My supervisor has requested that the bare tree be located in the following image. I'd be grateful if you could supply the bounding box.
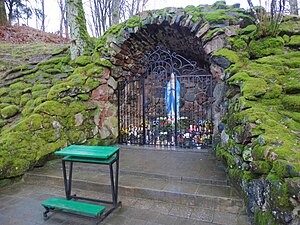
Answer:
[0,0,8,25]
[67,0,90,59]
[87,0,148,37]
[111,0,120,25]
[33,0,46,31]
[4,0,32,25]
[288,0,299,14]
[57,0,69,38]
[247,0,260,24]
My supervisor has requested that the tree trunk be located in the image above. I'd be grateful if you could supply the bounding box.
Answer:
[289,0,299,15]
[112,0,121,25]
[65,0,69,39]
[67,0,90,60]
[247,0,260,24]
[0,0,8,26]
[41,0,45,31]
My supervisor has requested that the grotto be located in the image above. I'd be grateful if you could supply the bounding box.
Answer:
[0,1,299,224]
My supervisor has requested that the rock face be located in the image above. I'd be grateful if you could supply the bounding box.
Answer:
[0,2,299,224]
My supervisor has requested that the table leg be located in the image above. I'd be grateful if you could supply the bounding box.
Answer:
[115,151,119,205]
[109,163,116,207]
[62,160,73,200]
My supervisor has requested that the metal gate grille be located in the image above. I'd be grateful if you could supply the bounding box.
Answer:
[118,47,214,148]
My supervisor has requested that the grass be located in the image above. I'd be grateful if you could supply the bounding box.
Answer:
[0,42,67,75]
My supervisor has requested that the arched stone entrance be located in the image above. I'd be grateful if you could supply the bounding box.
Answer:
[102,11,230,149]
[118,47,214,148]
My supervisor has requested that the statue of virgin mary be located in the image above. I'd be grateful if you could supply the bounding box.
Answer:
[165,73,180,123]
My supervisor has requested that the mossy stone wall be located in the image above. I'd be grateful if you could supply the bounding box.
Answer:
[0,2,299,224]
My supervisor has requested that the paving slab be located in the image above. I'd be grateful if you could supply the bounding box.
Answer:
[0,183,251,225]
[0,146,253,225]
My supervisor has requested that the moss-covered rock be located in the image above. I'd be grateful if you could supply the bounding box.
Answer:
[1,105,19,119]
[287,35,300,47]
[282,95,300,112]
[74,56,92,66]
[250,160,271,174]
[249,37,285,58]
[0,4,299,224]
[212,48,241,63]
[34,101,68,116]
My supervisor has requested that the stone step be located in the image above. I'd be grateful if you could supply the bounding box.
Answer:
[24,170,245,214]
[0,182,251,225]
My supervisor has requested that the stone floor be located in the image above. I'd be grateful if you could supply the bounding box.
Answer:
[0,145,252,225]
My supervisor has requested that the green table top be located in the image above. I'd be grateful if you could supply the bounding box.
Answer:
[55,145,120,159]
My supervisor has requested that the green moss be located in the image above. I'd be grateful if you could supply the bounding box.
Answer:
[33,96,47,106]
[211,1,229,10]
[182,5,203,23]
[97,137,116,146]
[282,95,300,112]
[249,37,284,58]
[11,114,43,132]
[35,129,58,142]
[21,100,34,116]
[272,160,300,178]
[205,28,223,40]
[241,24,257,34]
[282,34,290,43]
[241,77,267,100]
[1,105,19,119]
[203,10,234,24]
[216,144,235,168]
[95,59,112,68]
[67,74,88,84]
[266,174,293,211]
[68,101,86,114]
[72,64,95,76]
[20,94,31,106]
[279,17,300,35]
[34,101,68,116]
[85,78,101,90]
[35,139,67,161]
[288,35,300,47]
[281,111,300,123]
[250,160,271,174]
[227,71,249,86]
[0,96,20,105]
[38,57,66,66]
[243,171,256,183]
[47,82,77,100]
[224,61,245,75]
[285,177,300,199]
[32,90,48,99]
[231,37,247,51]
[0,87,9,97]
[0,119,8,127]
[31,84,52,92]
[124,16,141,29]
[285,80,300,94]
[87,65,103,77]
[9,82,30,90]
[67,129,86,144]
[243,62,287,83]
[213,48,240,63]
[256,52,300,68]
[77,94,90,101]
[264,84,282,99]
[254,208,279,225]
[74,56,92,66]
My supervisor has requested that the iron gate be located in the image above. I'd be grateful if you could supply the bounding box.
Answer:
[118,47,214,148]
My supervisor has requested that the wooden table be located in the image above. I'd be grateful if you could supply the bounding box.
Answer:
[41,145,121,224]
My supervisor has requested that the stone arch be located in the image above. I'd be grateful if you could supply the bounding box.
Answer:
[95,8,236,142]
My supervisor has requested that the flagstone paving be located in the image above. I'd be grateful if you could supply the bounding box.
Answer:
[0,146,252,225]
